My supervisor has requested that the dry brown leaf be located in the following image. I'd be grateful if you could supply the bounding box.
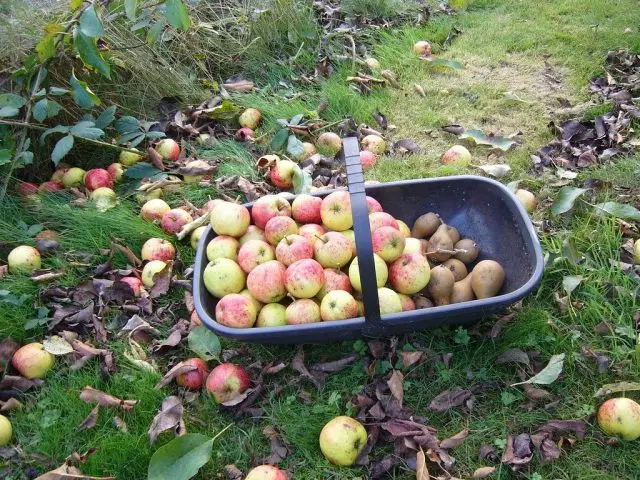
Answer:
[0,397,23,412]
[440,428,469,449]
[401,351,424,368]
[387,370,404,406]
[416,448,429,480]
[79,386,138,411]
[495,349,530,368]
[77,405,100,431]
[154,362,197,389]
[148,395,186,443]
[147,147,166,171]
[310,354,358,373]
[0,337,20,368]
[472,466,496,478]
[35,460,115,480]
[113,416,128,433]
[429,387,473,412]
[263,426,289,465]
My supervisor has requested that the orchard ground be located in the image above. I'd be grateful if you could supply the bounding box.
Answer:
[2,0,640,479]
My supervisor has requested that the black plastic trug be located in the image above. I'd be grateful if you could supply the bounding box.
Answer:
[193,138,544,344]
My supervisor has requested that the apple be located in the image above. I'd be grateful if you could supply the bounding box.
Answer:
[201,199,222,214]
[107,163,125,182]
[389,252,431,294]
[136,189,162,204]
[360,150,377,170]
[0,415,12,447]
[183,160,212,184]
[207,235,240,262]
[597,397,640,441]
[396,220,411,237]
[403,237,422,255]
[51,168,68,182]
[90,187,117,211]
[317,268,352,299]
[378,287,402,314]
[340,229,356,256]
[191,226,207,249]
[156,138,181,161]
[237,239,275,272]
[196,133,213,146]
[15,182,38,196]
[365,57,380,69]
[239,108,262,130]
[119,149,143,166]
[8,245,41,274]
[120,276,143,297]
[369,212,399,232]
[270,159,297,189]
[361,134,386,155]
[442,145,471,165]
[61,167,86,187]
[299,223,325,243]
[210,201,251,237]
[205,363,250,403]
[161,208,193,234]
[320,191,353,231]
[292,142,317,161]
[176,358,208,390]
[292,194,322,224]
[286,299,321,325]
[276,234,313,266]
[140,199,171,221]
[319,416,367,466]
[142,260,168,288]
[398,294,416,311]
[239,289,263,314]
[247,260,287,303]
[635,239,640,263]
[314,231,353,269]
[141,238,176,262]
[203,258,245,298]
[372,226,405,262]
[265,216,298,246]
[234,127,254,142]
[256,303,286,327]
[39,181,64,192]
[215,293,257,328]
[515,189,537,213]
[316,132,342,157]
[413,40,432,56]
[239,225,266,245]
[320,290,359,321]
[366,196,383,214]
[12,343,54,379]
[285,259,325,298]
[349,254,388,291]
[83,168,113,191]
[251,195,292,230]
[245,465,287,480]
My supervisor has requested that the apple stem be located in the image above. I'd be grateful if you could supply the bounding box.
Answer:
[314,234,327,244]
[424,248,468,256]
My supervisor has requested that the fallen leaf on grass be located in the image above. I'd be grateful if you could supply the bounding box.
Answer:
[147,433,213,480]
[155,362,197,389]
[401,351,424,368]
[368,455,400,479]
[429,387,473,412]
[393,139,421,154]
[416,448,429,480]
[148,395,185,443]
[44,336,74,356]
[263,426,289,464]
[0,337,19,369]
[373,108,388,130]
[495,349,530,368]
[551,187,587,215]
[387,370,404,406]
[426,58,463,71]
[79,386,138,411]
[36,466,115,480]
[147,147,166,171]
[150,262,172,298]
[77,405,100,432]
[0,375,43,392]
[511,354,565,386]
[562,275,584,294]
[440,428,469,449]
[461,130,516,151]
[475,164,512,178]
[119,314,160,339]
[292,346,323,388]
[0,398,23,412]
[594,381,640,397]
[581,346,610,373]
[488,313,516,338]
[310,353,358,373]
[224,465,243,480]
[414,84,426,97]
[531,432,561,463]
[522,384,553,402]
[113,416,128,433]
[472,466,496,478]
[594,201,640,221]
[537,419,586,439]
[501,433,533,471]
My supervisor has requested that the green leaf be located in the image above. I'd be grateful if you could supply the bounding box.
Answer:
[551,187,587,215]
[594,381,640,397]
[164,0,190,31]
[289,113,304,126]
[95,105,117,129]
[0,149,12,166]
[79,5,104,37]
[292,165,312,194]
[27,224,44,236]
[511,353,565,386]
[145,131,166,140]
[70,72,101,108]
[206,100,240,121]
[124,163,163,179]
[17,151,34,165]
[33,99,61,122]
[286,135,305,157]
[271,128,289,151]
[115,116,140,133]
[506,180,520,193]
[70,121,104,139]
[147,19,166,43]
[0,107,19,118]
[40,125,70,144]
[119,131,145,144]
[562,275,583,294]
[459,129,516,151]
[187,327,221,361]
[129,134,147,147]
[49,87,69,96]
[594,202,640,221]
[125,0,138,20]
[0,93,27,109]
[69,0,83,11]
[147,434,213,480]
[73,28,110,78]
[426,58,464,70]
[35,24,64,62]
[51,134,74,165]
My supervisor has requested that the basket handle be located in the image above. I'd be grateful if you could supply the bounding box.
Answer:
[342,137,388,337]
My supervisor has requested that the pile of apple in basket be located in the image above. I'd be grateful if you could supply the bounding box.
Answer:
[202,191,505,328]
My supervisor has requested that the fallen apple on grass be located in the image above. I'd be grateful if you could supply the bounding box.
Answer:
[8,245,41,274]
[597,397,640,441]
[141,238,176,262]
[51,168,68,182]
[215,293,257,328]
[39,181,64,192]
[17,182,39,197]
[245,465,287,480]
[269,158,297,189]
[360,150,377,170]
[90,187,117,212]
[84,168,113,191]
[239,108,262,130]
[61,167,86,188]
[142,260,168,288]
[12,343,54,379]
[413,40,432,56]
[182,160,212,184]
[292,142,316,161]
[176,358,208,390]
[514,189,538,213]
[441,145,471,165]
[119,276,143,297]
[107,163,125,181]
[161,208,193,234]
[0,415,12,447]
[140,199,171,222]
[319,416,367,466]
[316,132,342,157]
[119,149,143,166]
[206,363,250,403]
[234,127,254,142]
[155,138,180,162]
[361,134,386,155]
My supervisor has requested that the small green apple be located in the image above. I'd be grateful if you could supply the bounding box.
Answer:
[319,416,368,466]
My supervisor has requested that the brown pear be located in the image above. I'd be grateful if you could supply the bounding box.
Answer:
[427,265,455,306]
[454,238,479,264]
[427,224,453,263]
[411,212,441,238]
[442,258,467,281]
[451,273,475,304]
[413,295,434,309]
[445,225,460,244]
[471,260,505,299]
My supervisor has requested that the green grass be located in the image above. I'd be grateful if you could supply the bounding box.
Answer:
[2,0,640,478]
